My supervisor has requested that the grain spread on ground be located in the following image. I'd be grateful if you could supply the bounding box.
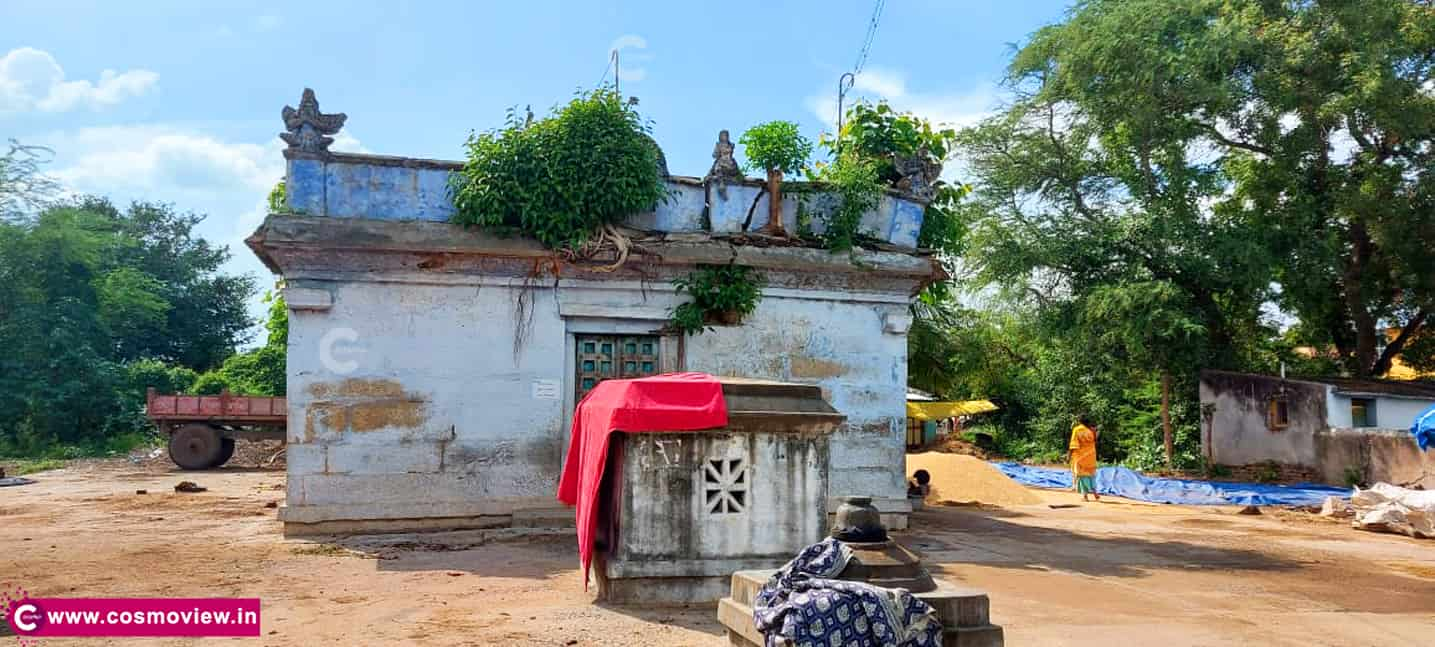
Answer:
[907,452,1041,506]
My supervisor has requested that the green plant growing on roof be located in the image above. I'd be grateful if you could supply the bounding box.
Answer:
[739,121,813,237]
[823,100,965,252]
[739,121,812,178]
[267,181,287,213]
[669,264,766,335]
[816,151,883,252]
[448,88,667,251]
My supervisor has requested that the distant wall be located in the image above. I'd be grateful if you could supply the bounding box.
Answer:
[1200,371,1327,466]
[1201,371,1435,487]
[1315,428,1435,489]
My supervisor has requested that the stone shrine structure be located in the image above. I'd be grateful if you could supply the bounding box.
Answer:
[592,378,845,604]
[248,89,942,535]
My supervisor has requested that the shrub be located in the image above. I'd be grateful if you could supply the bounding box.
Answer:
[739,121,812,177]
[450,89,667,250]
[819,153,883,252]
[669,264,766,335]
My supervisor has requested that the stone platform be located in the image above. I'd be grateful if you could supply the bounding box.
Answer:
[717,570,1004,647]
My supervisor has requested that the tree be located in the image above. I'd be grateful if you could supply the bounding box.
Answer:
[1007,0,1435,377]
[0,199,257,452]
[193,292,287,396]
[0,140,61,222]
[69,198,255,368]
[951,0,1296,465]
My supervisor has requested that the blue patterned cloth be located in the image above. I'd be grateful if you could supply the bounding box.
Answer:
[752,538,942,647]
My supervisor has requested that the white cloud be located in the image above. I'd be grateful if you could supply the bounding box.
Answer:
[0,47,158,114]
[608,34,651,84]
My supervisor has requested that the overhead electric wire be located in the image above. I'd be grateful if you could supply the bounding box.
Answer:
[838,0,887,132]
[852,0,886,77]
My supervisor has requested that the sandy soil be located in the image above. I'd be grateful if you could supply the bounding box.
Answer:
[907,452,1042,506]
[3,459,1434,646]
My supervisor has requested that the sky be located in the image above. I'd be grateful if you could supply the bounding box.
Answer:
[0,0,1071,338]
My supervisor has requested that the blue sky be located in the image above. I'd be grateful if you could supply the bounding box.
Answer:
[1,0,1069,335]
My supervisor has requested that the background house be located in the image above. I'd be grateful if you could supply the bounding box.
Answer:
[1200,370,1435,488]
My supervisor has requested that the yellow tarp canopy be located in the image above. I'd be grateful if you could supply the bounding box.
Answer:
[906,400,998,421]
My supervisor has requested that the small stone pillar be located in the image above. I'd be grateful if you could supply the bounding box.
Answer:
[592,378,845,604]
[718,496,1005,646]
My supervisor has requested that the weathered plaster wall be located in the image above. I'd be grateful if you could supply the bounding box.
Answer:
[685,297,912,518]
[1315,428,1435,488]
[1202,371,1435,487]
[281,276,914,530]
[1199,371,1326,466]
[282,280,569,527]
[602,429,830,603]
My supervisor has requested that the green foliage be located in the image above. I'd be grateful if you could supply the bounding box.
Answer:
[1008,0,1435,378]
[267,181,287,213]
[825,102,968,253]
[189,372,232,396]
[1113,377,1204,471]
[739,121,812,177]
[1253,461,1281,484]
[0,198,255,456]
[829,101,957,185]
[669,265,766,335]
[121,359,199,403]
[450,89,667,250]
[818,153,883,252]
[933,0,1435,467]
[1398,331,1435,375]
[1343,465,1367,489]
[191,292,287,396]
[0,140,61,222]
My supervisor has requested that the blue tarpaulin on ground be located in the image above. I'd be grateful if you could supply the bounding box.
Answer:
[991,462,1349,506]
[1412,403,1435,452]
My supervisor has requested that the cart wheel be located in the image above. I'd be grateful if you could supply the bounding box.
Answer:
[169,424,224,470]
[212,438,236,468]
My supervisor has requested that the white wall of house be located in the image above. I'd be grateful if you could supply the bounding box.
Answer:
[1325,389,1435,429]
[280,276,912,529]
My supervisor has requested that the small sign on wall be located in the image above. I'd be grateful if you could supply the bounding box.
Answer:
[532,379,561,400]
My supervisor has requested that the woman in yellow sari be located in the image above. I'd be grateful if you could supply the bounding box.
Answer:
[1069,416,1100,501]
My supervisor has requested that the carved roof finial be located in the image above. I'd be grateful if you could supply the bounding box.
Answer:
[895,146,942,201]
[281,88,347,155]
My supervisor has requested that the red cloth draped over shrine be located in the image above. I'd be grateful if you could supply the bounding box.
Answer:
[556,372,729,585]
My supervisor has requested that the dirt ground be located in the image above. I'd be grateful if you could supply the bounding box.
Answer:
[4,459,1434,646]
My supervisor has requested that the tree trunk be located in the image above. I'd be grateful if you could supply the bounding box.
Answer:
[1342,221,1378,376]
[762,168,786,236]
[1161,369,1173,469]
[1371,309,1429,377]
